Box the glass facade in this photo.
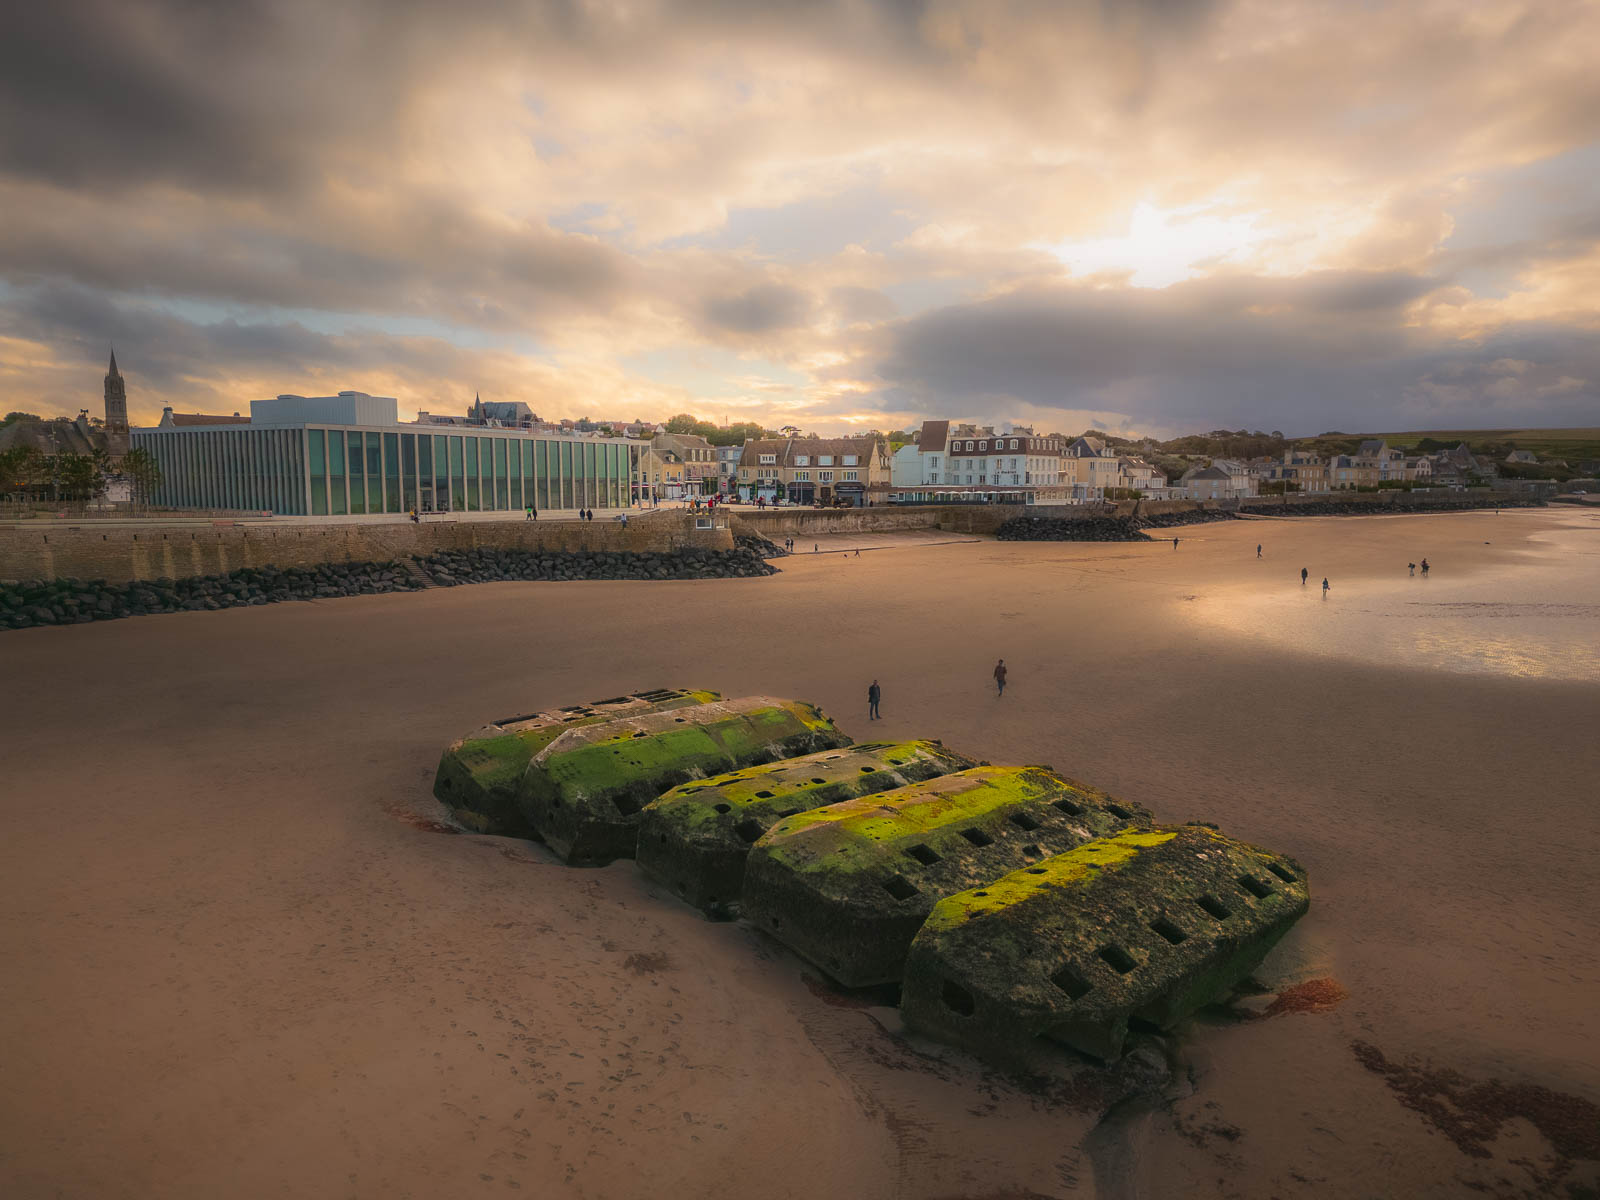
[133,425,635,518]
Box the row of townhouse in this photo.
[735,435,893,505]
[887,422,1176,504]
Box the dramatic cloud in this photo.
[1,0,1597,433]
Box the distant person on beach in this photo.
[868,679,881,721]
[1173,537,1180,549]
[1257,544,1262,558]
[1409,562,1415,575]
[1301,567,1309,585]
[994,659,1007,696]
[814,543,819,553]
[1421,558,1430,575]
[1322,577,1330,595]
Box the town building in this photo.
[1178,463,1257,501]
[1061,436,1122,501]
[714,444,743,494]
[103,349,130,458]
[885,420,1074,503]
[157,407,249,428]
[643,433,717,500]
[131,391,641,516]
[736,435,890,505]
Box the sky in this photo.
[1,0,1597,438]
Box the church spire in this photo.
[108,345,119,376]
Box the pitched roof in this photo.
[0,417,107,457]
[918,419,949,453]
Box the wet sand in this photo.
[2,508,1597,1199]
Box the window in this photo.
[819,471,833,482]
[966,441,975,451]
[1010,439,1019,449]
[795,455,809,466]
[819,455,834,466]
[843,455,858,466]
[843,470,858,481]
[978,441,987,451]
[759,454,776,465]
[793,471,809,481]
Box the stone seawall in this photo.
[731,504,1016,537]
[0,511,730,585]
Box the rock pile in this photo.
[734,530,789,558]
[1138,509,1239,528]
[0,562,423,630]
[995,516,1151,542]
[419,545,777,585]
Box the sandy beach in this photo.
[2,507,1597,1199]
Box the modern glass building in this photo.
[131,392,645,516]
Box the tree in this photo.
[1,411,42,431]
[122,447,164,512]
[50,453,106,503]
[0,445,40,499]
[664,413,702,434]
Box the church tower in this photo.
[104,347,129,457]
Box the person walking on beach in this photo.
[1409,562,1415,576]
[1301,567,1309,585]
[1421,558,1430,575]
[1173,537,1180,549]
[867,679,881,721]
[1322,577,1330,596]
[993,659,1008,696]
[1257,543,1262,558]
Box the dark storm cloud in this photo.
[873,274,1600,433]
[701,283,814,335]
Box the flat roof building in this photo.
[131,390,643,516]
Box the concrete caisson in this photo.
[637,739,978,917]
[899,824,1310,1062]
[741,766,1148,987]
[432,689,720,835]
[521,696,852,866]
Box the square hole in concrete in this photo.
[1196,895,1230,921]
[960,828,994,848]
[1105,803,1134,820]
[1009,811,1041,832]
[735,818,766,844]
[1150,918,1188,945]
[1050,965,1092,1001]
[907,843,942,866]
[882,875,919,901]
[1237,874,1273,899]
[1053,798,1082,817]
[941,980,976,1016]
[1098,944,1138,974]
[1266,862,1297,883]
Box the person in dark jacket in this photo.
[994,659,1008,696]
[867,680,881,721]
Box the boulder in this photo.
[900,824,1310,1063]
[637,739,979,917]
[742,766,1148,987]
[522,696,852,866]
[431,688,721,835]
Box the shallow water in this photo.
[1184,515,1600,682]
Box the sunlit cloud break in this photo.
[1,0,1597,435]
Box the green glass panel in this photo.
[402,434,416,512]
[308,428,327,515]
[327,430,347,514]
[466,437,480,511]
[495,440,508,509]
[536,442,550,510]
[347,431,366,514]
[450,437,465,511]
[383,432,400,513]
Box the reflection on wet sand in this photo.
[1183,519,1600,682]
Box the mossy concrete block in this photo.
[637,739,979,917]
[522,696,852,865]
[900,824,1310,1063]
[431,689,719,835]
[741,766,1148,987]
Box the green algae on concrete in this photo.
[522,696,853,865]
[432,689,720,835]
[636,739,979,917]
[741,765,1149,987]
[900,824,1310,1063]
